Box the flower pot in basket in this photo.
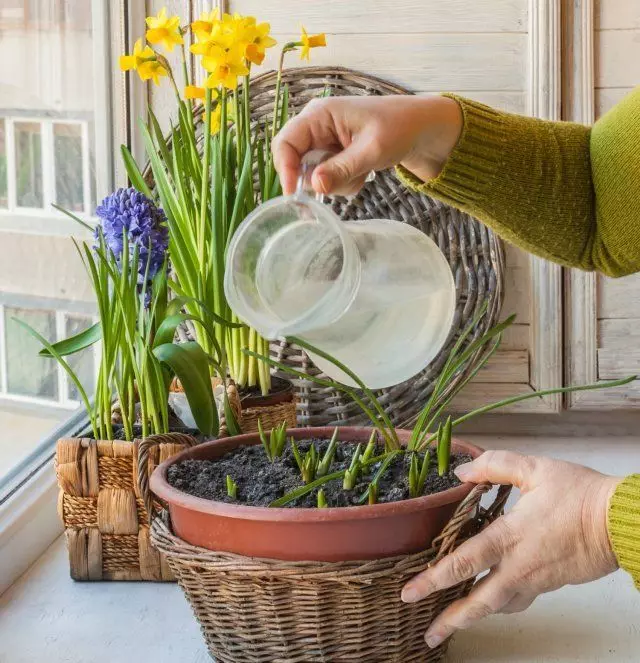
[56,432,200,581]
[149,427,511,662]
[238,375,297,434]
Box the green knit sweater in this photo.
[398,88,640,589]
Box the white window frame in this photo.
[2,116,93,219]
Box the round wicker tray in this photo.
[160,66,505,428]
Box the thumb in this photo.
[455,450,535,489]
[312,134,380,195]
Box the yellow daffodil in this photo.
[119,39,168,86]
[299,26,326,61]
[145,7,183,52]
[203,44,249,90]
[184,85,205,100]
[245,22,276,65]
[191,9,220,41]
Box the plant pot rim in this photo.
[239,375,294,409]
[150,426,483,523]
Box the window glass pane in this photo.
[0,0,102,482]
[65,315,95,401]
[0,118,7,208]
[15,121,43,208]
[5,306,57,399]
[54,123,83,212]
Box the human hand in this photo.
[271,94,462,196]
[401,450,621,649]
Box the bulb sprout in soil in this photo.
[226,475,238,499]
[317,489,327,508]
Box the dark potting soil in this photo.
[238,375,291,402]
[166,439,472,508]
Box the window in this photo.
[0,305,96,406]
[1,117,92,214]
[0,0,115,486]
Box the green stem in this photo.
[198,88,213,268]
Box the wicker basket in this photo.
[56,432,200,581]
[169,66,504,429]
[151,483,511,662]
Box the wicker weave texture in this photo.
[152,483,511,662]
[56,433,196,581]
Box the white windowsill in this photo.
[1,435,639,662]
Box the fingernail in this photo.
[454,462,472,479]
[401,585,420,603]
[425,632,444,649]
[315,171,331,194]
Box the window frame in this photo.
[2,116,93,218]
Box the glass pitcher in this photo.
[224,151,456,389]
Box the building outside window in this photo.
[0,0,114,481]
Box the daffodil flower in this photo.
[299,26,326,61]
[184,85,205,100]
[119,39,168,86]
[145,7,183,53]
[245,22,277,66]
[191,9,220,41]
[203,44,249,90]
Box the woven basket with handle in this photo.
[151,475,511,662]
[55,382,239,581]
[169,66,504,429]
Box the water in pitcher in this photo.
[253,217,456,389]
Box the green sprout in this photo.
[409,450,431,498]
[437,417,453,476]
[368,483,378,505]
[343,443,363,490]
[258,419,288,462]
[317,427,339,477]
[226,475,238,499]
[317,489,328,508]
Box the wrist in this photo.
[586,475,623,574]
[400,95,463,182]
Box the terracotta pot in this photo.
[239,375,294,409]
[150,427,484,562]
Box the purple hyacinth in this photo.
[95,187,169,285]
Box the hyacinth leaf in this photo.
[357,450,402,505]
[51,203,94,232]
[120,145,154,200]
[38,322,102,357]
[317,489,327,509]
[153,313,211,349]
[14,318,97,438]
[153,341,218,436]
[226,475,238,499]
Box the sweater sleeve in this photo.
[397,90,640,278]
[608,475,640,589]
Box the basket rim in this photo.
[150,426,484,522]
